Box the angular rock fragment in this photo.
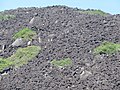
[29,17,35,24]
[80,70,92,80]
[12,38,24,47]
[2,45,5,50]
[27,41,32,46]
[38,36,42,43]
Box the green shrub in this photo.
[0,58,12,72]
[0,14,15,20]
[51,58,72,67]
[8,46,41,66]
[0,46,41,72]
[79,9,108,16]
[94,41,120,54]
[13,28,37,41]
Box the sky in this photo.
[0,0,120,14]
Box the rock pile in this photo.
[0,6,120,90]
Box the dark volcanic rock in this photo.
[0,6,120,90]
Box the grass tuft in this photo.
[0,46,41,72]
[94,41,120,54]
[51,58,72,67]
[13,28,37,41]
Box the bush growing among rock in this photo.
[13,28,37,41]
[79,9,109,16]
[0,58,12,72]
[94,41,120,54]
[0,46,41,72]
[0,13,15,20]
[50,58,72,68]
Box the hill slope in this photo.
[0,6,120,90]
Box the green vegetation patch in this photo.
[51,58,72,67]
[79,9,109,16]
[0,46,41,72]
[0,13,15,20]
[13,28,37,41]
[94,41,120,54]
[0,58,12,72]
[8,46,41,67]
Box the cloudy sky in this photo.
[0,0,120,14]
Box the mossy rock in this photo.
[0,46,41,72]
[13,28,37,41]
[94,41,120,54]
[51,58,72,68]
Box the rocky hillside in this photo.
[0,6,120,90]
